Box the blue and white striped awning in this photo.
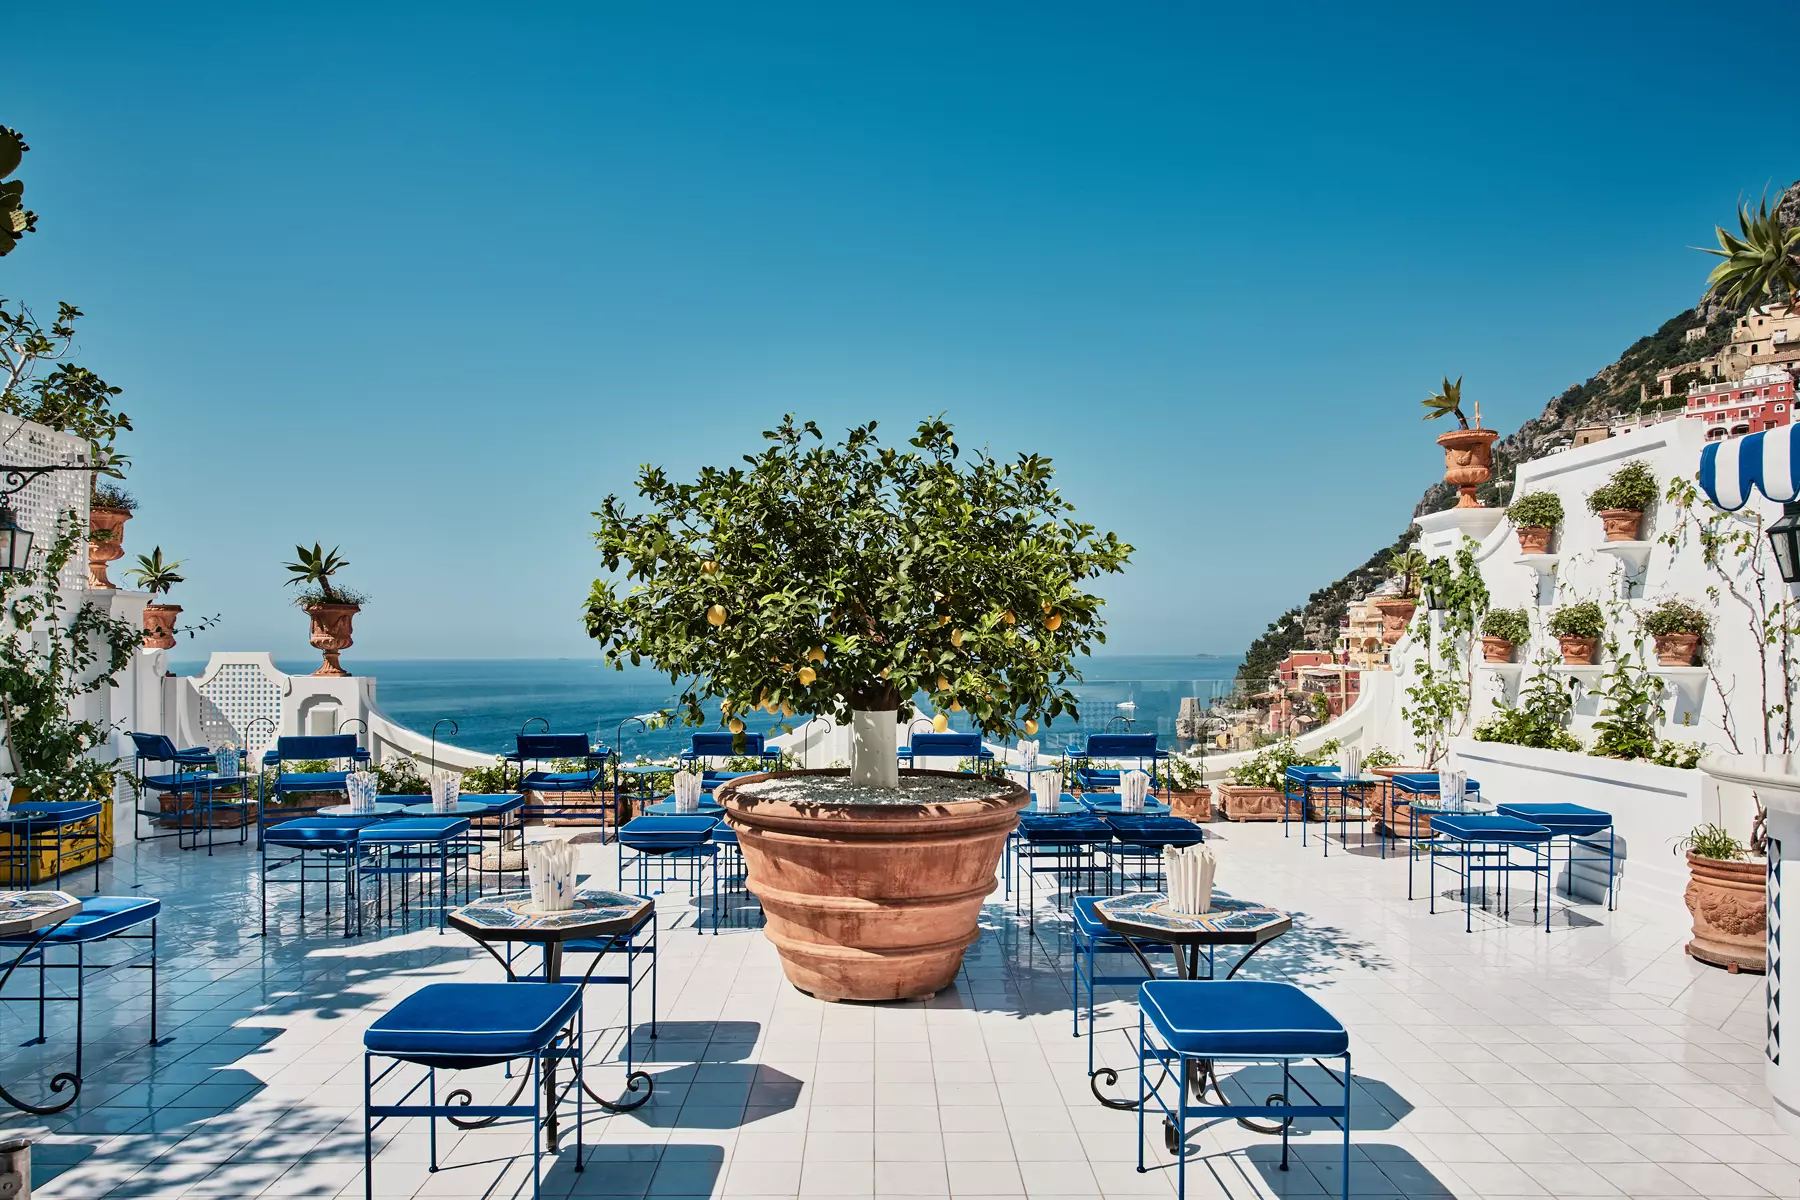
[1699,424,1800,511]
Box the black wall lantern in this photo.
[0,501,30,574]
[1769,501,1800,584]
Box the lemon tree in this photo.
[585,415,1131,787]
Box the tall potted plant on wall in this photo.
[1371,549,1425,646]
[1420,376,1499,508]
[125,547,184,649]
[1505,491,1563,555]
[585,416,1131,1001]
[86,481,134,589]
[1586,460,1658,542]
[283,543,365,677]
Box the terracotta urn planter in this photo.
[1598,508,1644,542]
[1168,788,1212,822]
[1481,635,1515,663]
[304,602,360,676]
[1214,782,1285,821]
[87,505,131,589]
[1370,596,1418,647]
[1684,852,1767,973]
[142,602,181,650]
[717,768,1028,1002]
[1436,428,1501,509]
[1515,526,1553,555]
[1654,632,1701,666]
[1557,636,1599,666]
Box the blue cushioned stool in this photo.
[0,896,163,1077]
[364,982,584,1200]
[1496,802,1617,912]
[1016,810,1112,923]
[261,816,382,937]
[356,817,472,933]
[1428,813,1555,931]
[1072,896,1178,1086]
[1138,980,1350,1199]
[258,734,371,847]
[1102,815,1205,892]
[0,801,106,890]
[617,816,721,933]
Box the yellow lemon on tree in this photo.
[1042,600,1053,615]
[931,713,949,733]
[881,665,892,678]
[798,666,817,686]
[807,646,825,663]
[1045,613,1062,631]
[938,614,951,626]
[706,604,727,626]
[936,676,950,692]
[1002,610,1016,625]
[702,560,719,575]
[727,717,745,734]
[1025,718,1039,735]
[950,628,964,648]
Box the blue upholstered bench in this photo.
[1428,813,1556,931]
[0,896,163,1076]
[1138,980,1351,1199]
[363,982,584,1200]
[617,817,721,933]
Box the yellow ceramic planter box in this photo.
[0,792,116,885]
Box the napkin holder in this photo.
[673,769,704,814]
[525,839,578,913]
[1120,769,1149,814]
[1162,843,1217,915]
[430,770,460,813]
[346,769,379,816]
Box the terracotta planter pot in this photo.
[304,602,360,676]
[1214,782,1287,821]
[87,505,131,589]
[1370,596,1418,647]
[1481,635,1515,663]
[1557,636,1599,665]
[1653,631,1701,666]
[1168,789,1212,822]
[1684,852,1767,973]
[718,768,1028,1002]
[1515,525,1553,555]
[143,602,181,650]
[1436,427,1500,509]
[1598,508,1644,542]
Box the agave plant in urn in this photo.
[585,415,1131,1001]
[125,547,185,649]
[283,543,366,677]
[1421,376,1499,508]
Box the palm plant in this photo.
[1420,376,1471,429]
[283,543,362,607]
[124,547,183,596]
[1701,192,1800,309]
[1388,548,1427,598]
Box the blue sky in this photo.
[5,3,1789,660]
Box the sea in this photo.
[169,654,1242,760]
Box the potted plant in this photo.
[125,547,184,649]
[1675,824,1766,973]
[1420,376,1500,508]
[584,416,1130,1002]
[1586,459,1657,542]
[1480,607,1530,663]
[1370,549,1426,646]
[1214,738,1339,821]
[283,543,365,677]
[1547,601,1604,665]
[1505,491,1563,555]
[1164,753,1211,821]
[1642,598,1708,666]
[87,482,134,589]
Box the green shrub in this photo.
[1472,668,1582,752]
[1586,460,1658,514]
[1641,598,1709,638]
[1227,737,1337,790]
[1166,755,1206,791]
[1505,491,1564,528]
[1650,740,1705,769]
[459,757,513,794]
[1361,745,1403,769]
[1547,602,1605,640]
[1675,823,1746,861]
[1482,608,1530,645]
[374,756,428,795]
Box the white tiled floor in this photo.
[3,813,1793,1198]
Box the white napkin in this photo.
[1031,771,1058,810]
[430,770,460,813]
[1120,769,1150,814]
[1163,844,1217,915]
[525,839,578,912]
[1339,745,1362,781]
[1019,740,1039,772]
[673,768,704,814]
[215,748,239,779]
[346,769,379,815]
[0,776,11,818]
[1440,769,1468,811]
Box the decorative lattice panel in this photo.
[196,661,284,760]
[1,414,90,590]
[1771,838,1782,1067]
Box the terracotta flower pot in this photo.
[1214,783,1287,821]
[1370,596,1418,647]
[1481,635,1515,663]
[1598,508,1643,542]
[1436,427,1500,509]
[1654,631,1701,667]
[1684,852,1767,973]
[1515,526,1553,555]
[304,602,360,676]
[717,768,1028,1002]
[143,602,181,650]
[1168,789,1212,821]
[87,505,131,589]
[1557,636,1599,665]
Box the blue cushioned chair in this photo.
[617,816,721,933]
[507,733,614,830]
[680,732,780,791]
[364,982,583,1200]
[129,732,217,775]
[258,734,372,846]
[898,731,995,774]
[1066,733,1167,794]
[1138,980,1351,1199]
[0,896,162,1077]
[261,816,382,937]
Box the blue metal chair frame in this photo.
[899,731,997,775]
[680,732,780,791]
[1136,980,1350,1200]
[0,801,106,891]
[261,815,382,937]
[1016,810,1113,923]
[135,748,251,854]
[356,817,472,934]
[128,732,216,838]
[1280,766,1335,844]
[506,733,615,830]
[1066,734,1168,795]
[1496,803,1617,912]
[363,982,584,1200]
[258,734,372,848]
[0,898,163,1080]
[1428,814,1556,932]
[1284,767,1378,855]
[1384,773,1482,860]
[1072,896,1182,1088]
[617,816,722,933]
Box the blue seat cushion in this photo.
[365,982,580,1065]
[1072,895,1151,944]
[9,800,105,824]
[1141,981,1348,1058]
[264,817,378,845]
[1104,815,1206,846]
[1495,803,1611,836]
[522,770,603,791]
[272,772,349,792]
[1019,815,1110,844]
[358,817,471,843]
[0,896,160,945]
[1432,814,1553,843]
[619,815,718,850]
